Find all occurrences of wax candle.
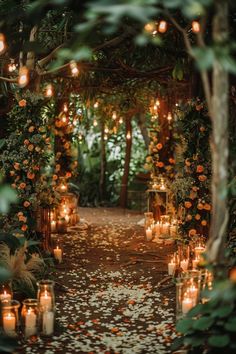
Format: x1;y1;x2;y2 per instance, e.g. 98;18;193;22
3;312;16;335
195;246;205;258
155;222;161;237
51;220;56;233
65;214;70;224
168;260;176;276
0;290;11;302
188;285;198;305
192;258;199;269
146;228;153;241
25;309;37;337
42;311;54;336
162;222;170;235
40;291;52;310
182;297;194;314
170;225;177;237
53;246;62;263
180;259;188;271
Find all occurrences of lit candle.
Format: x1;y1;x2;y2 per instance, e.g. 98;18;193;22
170;225;177;237
3;312;16;336
65;214;70;224
53;246;62;263
155;222;161;237
146;228;153;241
180;259;188;271
182;297;194;314
168;259;176;276
51;220;56;233
25;308;37;337
40;291;52;310
60;184;67;192
195;246;205;259
188;284;198;305
0;290;11;302
192;258;199;269
42;311;54;336
161;222;169;235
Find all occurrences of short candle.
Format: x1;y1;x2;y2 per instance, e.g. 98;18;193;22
3;312;16;335
53;246;62;263
0;290;11;302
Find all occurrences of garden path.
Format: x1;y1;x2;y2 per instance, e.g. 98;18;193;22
22;207;176;354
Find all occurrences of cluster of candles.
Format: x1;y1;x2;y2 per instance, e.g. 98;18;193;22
181;279;199;314
0;280;55;338
145;216;178;241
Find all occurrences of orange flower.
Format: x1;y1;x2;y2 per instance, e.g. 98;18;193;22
198;175;207;182
197;203;204;210
200;126;206;132
169;158;175;164
23;201;30;208
10;170;15;176
184;201;192;209
23;160;28;165
201;220;207;226
28;144;34;151
229;267;236;282
64;142;70;149
19;215;27;222
28;126;35;133
52;174;58;180
186;214;192;221
33;166;40;171
66;172;72;178
195;214;201;220
204;203;211;211
19;99;26;107
196;165;204;173
157;162;164;168
189;229;197;236
17;212;23;217
35;146;41;152
192;186;198;192
24;139;30;145
21;224;28;232
27;172;35;180
185;159;191;167
19;182;26;189
13;162;20;170
11;183;16;189
156;143;163;150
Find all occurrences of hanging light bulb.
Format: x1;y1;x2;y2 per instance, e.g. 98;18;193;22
192;21;200;33
61;115;67;123
63;103;68;113
94;101;99;108
70;60;79;76
112;111;117;120
8;60;16;72
104;134;108;141
0;33;6;54
126;131;131;140
18;66;29;87
119;117;123;124
45;84;53;97
167;112;172;122
93;119;98;127
104;126;109;134
158;20;167;33
155;98;160;107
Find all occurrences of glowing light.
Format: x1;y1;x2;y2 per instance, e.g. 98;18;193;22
18;66;29;87
78;134;83;140
126;131;131;140
155;98;160;107
112;111;117;120
45;84;53;97
158;20;167;33
167;112;172;122
8;61;16;72
144;22;156;33
119;117;123;124
0;33;6;54
192;21;200;33
70;60;79;76
104;126;109;134
104;134;108;141
93;119;98;127
63;103;68;113
94;101;99;108
61;115;67;123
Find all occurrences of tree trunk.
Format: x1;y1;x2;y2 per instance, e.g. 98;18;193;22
207;0;229;265
99;120;106;201
119;116;132;208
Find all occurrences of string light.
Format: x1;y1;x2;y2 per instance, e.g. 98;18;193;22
18;66;29;87
112;111;117;120
155;98;160;107
61;115;67;123
158;20;167;33
45;84;53;97
63;103;68;113
113;126;117;134
192;21;200;33
119;117;123;124
0;33;6;54
104;126;109;134
70;60;79;76
94;101;99;108
8;60;16;72
167;112;172;122
93;119;98;127
126;131;131;140
104;134;108;141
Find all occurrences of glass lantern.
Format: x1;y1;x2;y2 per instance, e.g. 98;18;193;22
1;300;20;337
21;299;39;338
37;280;55;337
176;270;201;319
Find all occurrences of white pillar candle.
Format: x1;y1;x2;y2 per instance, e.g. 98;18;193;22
180;259;188;271
40;291;52;310
25;309;37;337
182;297;194;314
53;246;62;263
3;312;16;335
168;261;176;276
51;220;56;233
42;311;54;336
146;228;153;241
0;290;11;302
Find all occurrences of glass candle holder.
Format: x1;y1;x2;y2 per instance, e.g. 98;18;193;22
53;239;63;263
1;300;20;337
0;283;13;302
37;280;55;337
144;212;154;229
21;299;39;338
176;270;201;320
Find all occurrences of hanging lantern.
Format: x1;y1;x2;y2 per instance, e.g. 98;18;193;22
126;131;131;140
63;103;68;113
104;126;109;134
18;66;29;88
119;117;123;124
192;21;200;33
104;134;108;141
45;84;53;97
94;101;99;108
167;112;172;122
70;60;79;76
93;119;98;127
158;20;167;33
112;111;117;120
0;33;6;54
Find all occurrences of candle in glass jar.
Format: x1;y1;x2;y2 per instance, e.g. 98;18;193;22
182;297;194;314
170;225;177;237
155;222;161;237
168;259;176;276
53;246;62;263
192;258;199;269
195;246;205;258
180;259;188;271
162;222;169;235
42;311;54;336
3;312;16;335
40;291;52;310
25;309;37;337
188;285;198;305
51;220;56;233
65;214;70;224
0;290;11;302
146;228;153;241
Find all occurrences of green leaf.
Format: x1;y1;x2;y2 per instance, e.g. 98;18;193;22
208;334;230;348
225;318;236;332
192;316;214;331
0;185;18;213
171;336;184;352
176;318;193;333
0;335;18;353
0;267;12;283
184;335;205;347
211;305;234;318
192;47;215;71
187;303;204;317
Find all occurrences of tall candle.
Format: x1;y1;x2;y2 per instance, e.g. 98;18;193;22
180;259;188;271
3;312;16;335
168;260;176;276
188;285;198;305
42;311;54;336
146;228;153;241
182;297;194;314
25;309;37;337
53;246;62;263
51;220;56;233
0;290;11;302
40;291;52;310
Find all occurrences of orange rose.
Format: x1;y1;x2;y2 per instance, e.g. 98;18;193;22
185;159;191;167
157;162;164;168
28;126;35;133
21;224;28;232
201;220;207;226
27;172;35;180
197;203;204;210
19;215;27;223
19;99;26;107
19;182;26;189
169;158;175;164
35;146;41;152
198;175;207;182
33;166;40;171
200;126;206;132
64;142;70;149
184;201;192;209
204;204;211;211
13;163;20;170
28;144;34;151
186;214;192;221
10;170;15;176
195;214;201;220
24;139;30;145
157;143;163;150
23;160;28;165
11;183;16;189
196;165;204;173
52;175;58;180
230;267;236;282
189;229;197;236
66;172;72;178
23;201;30;208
